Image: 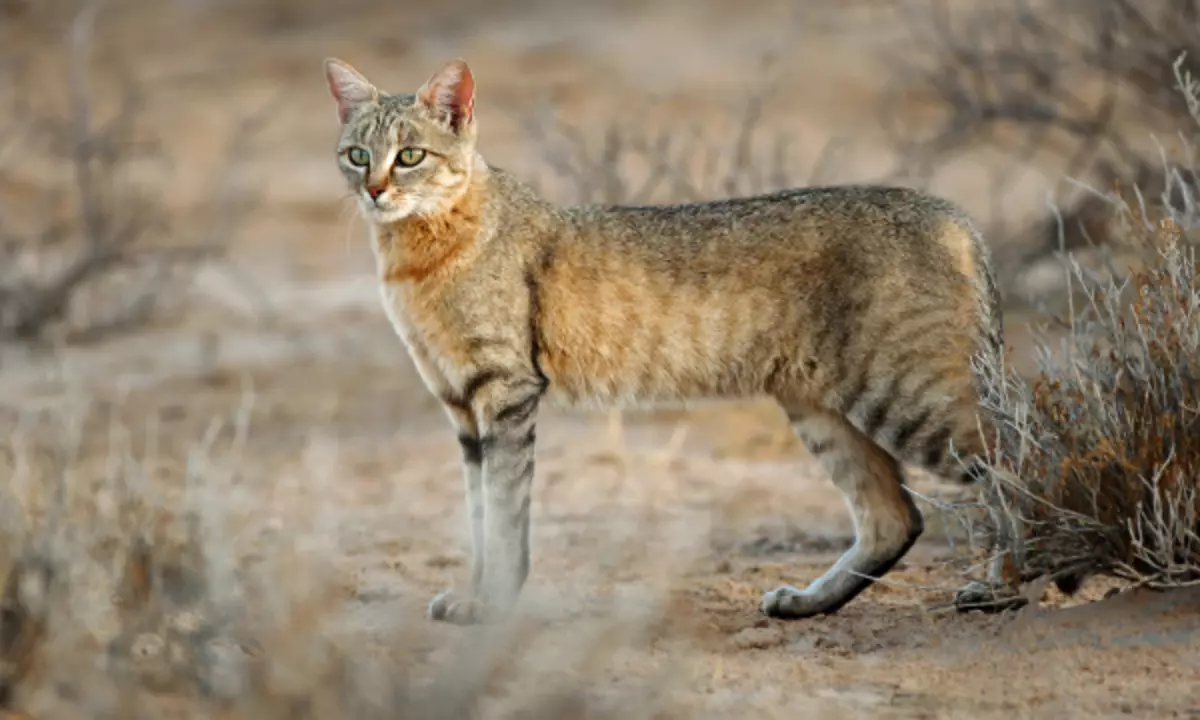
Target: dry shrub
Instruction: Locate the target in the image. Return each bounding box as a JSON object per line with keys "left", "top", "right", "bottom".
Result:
{"left": 956, "top": 56, "right": 1200, "bottom": 602}
{"left": 0, "top": 391, "right": 682, "bottom": 719}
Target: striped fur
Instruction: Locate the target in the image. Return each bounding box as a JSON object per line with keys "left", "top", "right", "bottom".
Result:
{"left": 324, "top": 58, "right": 1005, "bottom": 624}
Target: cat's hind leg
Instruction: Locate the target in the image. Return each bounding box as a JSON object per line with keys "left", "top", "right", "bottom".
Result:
{"left": 762, "top": 405, "right": 924, "bottom": 618}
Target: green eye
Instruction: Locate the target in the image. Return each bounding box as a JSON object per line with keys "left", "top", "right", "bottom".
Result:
{"left": 395, "top": 148, "right": 426, "bottom": 168}
{"left": 346, "top": 147, "right": 370, "bottom": 167}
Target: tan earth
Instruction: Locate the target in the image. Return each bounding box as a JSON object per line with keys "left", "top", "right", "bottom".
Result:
{"left": 1, "top": 1, "right": 1199, "bottom": 718}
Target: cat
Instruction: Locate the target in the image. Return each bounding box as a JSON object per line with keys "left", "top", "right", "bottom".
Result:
{"left": 323, "top": 56, "right": 1006, "bottom": 625}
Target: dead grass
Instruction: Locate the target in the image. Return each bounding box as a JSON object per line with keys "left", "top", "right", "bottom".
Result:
{"left": 952, "top": 55, "right": 1200, "bottom": 603}
{"left": 0, "top": 388, "right": 690, "bottom": 719}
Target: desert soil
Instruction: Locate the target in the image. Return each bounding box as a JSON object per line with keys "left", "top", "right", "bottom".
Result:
{"left": 2, "top": 1, "right": 1199, "bottom": 717}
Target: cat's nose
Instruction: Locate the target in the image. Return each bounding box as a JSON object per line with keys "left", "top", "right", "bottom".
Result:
{"left": 365, "top": 184, "right": 387, "bottom": 200}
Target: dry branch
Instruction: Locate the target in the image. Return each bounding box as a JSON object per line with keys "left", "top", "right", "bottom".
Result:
{"left": 511, "top": 46, "right": 853, "bottom": 208}
{"left": 0, "top": 0, "right": 268, "bottom": 345}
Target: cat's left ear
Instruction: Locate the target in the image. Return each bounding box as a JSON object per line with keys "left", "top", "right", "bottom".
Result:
{"left": 324, "top": 58, "right": 379, "bottom": 124}
{"left": 417, "top": 58, "right": 475, "bottom": 134}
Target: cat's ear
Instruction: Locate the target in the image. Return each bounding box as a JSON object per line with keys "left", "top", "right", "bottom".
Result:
{"left": 324, "top": 58, "right": 379, "bottom": 124}
{"left": 417, "top": 59, "right": 475, "bottom": 134}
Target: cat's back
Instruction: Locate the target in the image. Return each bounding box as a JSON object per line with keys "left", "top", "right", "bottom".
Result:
{"left": 554, "top": 182, "right": 991, "bottom": 291}
{"left": 528, "top": 181, "right": 1002, "bottom": 407}
{"left": 565, "top": 183, "right": 957, "bottom": 248}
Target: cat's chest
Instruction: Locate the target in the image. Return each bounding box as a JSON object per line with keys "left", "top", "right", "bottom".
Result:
{"left": 378, "top": 283, "right": 420, "bottom": 342}
{"left": 377, "top": 283, "right": 451, "bottom": 353}
{"left": 377, "top": 282, "right": 473, "bottom": 388}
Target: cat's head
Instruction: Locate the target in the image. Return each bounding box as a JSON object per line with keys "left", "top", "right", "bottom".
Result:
{"left": 323, "top": 57, "right": 478, "bottom": 224}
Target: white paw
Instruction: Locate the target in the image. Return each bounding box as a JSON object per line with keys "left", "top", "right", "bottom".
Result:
{"left": 428, "top": 590, "right": 485, "bottom": 626}
{"left": 761, "top": 585, "right": 823, "bottom": 619}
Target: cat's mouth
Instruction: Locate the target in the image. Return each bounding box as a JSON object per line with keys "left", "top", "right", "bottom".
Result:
{"left": 359, "top": 192, "right": 417, "bottom": 224}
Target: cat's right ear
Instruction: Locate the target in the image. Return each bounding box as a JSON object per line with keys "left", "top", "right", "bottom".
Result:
{"left": 324, "top": 58, "right": 379, "bottom": 124}
{"left": 417, "top": 59, "right": 475, "bottom": 134}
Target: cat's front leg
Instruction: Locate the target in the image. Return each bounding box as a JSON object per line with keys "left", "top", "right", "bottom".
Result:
{"left": 476, "top": 374, "right": 544, "bottom": 623}
{"left": 429, "top": 374, "right": 544, "bottom": 626}
{"left": 428, "top": 402, "right": 487, "bottom": 625}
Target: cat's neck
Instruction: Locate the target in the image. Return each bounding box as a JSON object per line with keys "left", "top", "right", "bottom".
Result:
{"left": 371, "top": 156, "right": 567, "bottom": 285}
{"left": 372, "top": 163, "right": 489, "bottom": 284}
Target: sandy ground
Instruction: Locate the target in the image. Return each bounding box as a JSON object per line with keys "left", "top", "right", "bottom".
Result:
{"left": 2, "top": 1, "right": 1200, "bottom": 717}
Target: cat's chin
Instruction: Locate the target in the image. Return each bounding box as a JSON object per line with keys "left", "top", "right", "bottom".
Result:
{"left": 359, "top": 201, "right": 417, "bottom": 225}
{"left": 369, "top": 208, "right": 416, "bottom": 225}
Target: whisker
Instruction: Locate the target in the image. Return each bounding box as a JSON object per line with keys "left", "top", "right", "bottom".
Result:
{"left": 339, "top": 198, "right": 362, "bottom": 256}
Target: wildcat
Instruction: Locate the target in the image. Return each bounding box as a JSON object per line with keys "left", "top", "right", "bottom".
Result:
{"left": 323, "top": 57, "right": 1005, "bottom": 625}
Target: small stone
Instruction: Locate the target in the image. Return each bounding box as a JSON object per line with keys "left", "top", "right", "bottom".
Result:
{"left": 730, "top": 626, "right": 784, "bottom": 650}
{"left": 130, "top": 633, "right": 165, "bottom": 660}
{"left": 789, "top": 635, "right": 818, "bottom": 654}
{"left": 168, "top": 610, "right": 206, "bottom": 636}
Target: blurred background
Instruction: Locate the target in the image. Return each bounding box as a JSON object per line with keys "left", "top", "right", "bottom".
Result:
{"left": 2, "top": 1, "right": 1199, "bottom": 717}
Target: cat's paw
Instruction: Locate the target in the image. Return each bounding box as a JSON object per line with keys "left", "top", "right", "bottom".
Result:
{"left": 952, "top": 580, "right": 1028, "bottom": 614}
{"left": 761, "top": 585, "right": 828, "bottom": 619}
{"left": 428, "top": 590, "right": 484, "bottom": 626}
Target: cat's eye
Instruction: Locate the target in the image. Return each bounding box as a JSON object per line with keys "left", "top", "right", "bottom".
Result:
{"left": 395, "top": 148, "right": 426, "bottom": 168}
{"left": 346, "top": 146, "right": 370, "bottom": 168}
